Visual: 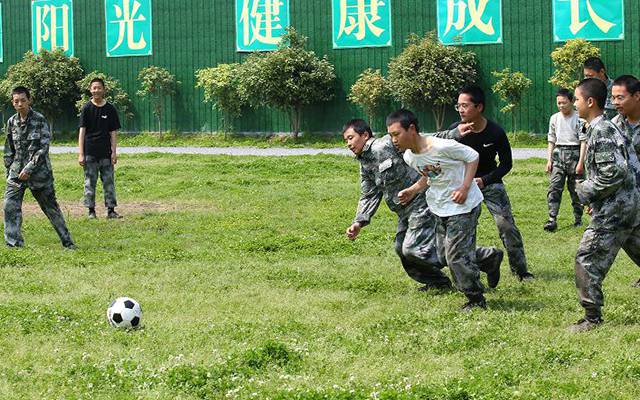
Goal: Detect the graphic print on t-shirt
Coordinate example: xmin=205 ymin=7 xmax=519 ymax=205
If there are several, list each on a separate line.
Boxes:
xmin=420 ymin=162 xmax=442 ymax=179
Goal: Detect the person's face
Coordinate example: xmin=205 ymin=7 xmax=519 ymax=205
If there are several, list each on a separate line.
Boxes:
xmin=90 ymin=81 xmax=105 ymax=99
xmin=583 ymin=68 xmax=606 ymax=81
xmin=343 ymin=127 xmax=369 ymax=156
xmin=611 ymin=85 xmax=640 ymax=117
xmin=456 ymin=93 xmax=482 ymax=122
xmin=11 ymin=93 xmax=31 ymax=114
xmin=387 ymin=122 xmax=414 ymax=151
xmin=573 ymin=87 xmax=590 ymax=119
xmin=556 ymin=95 xmax=573 ymax=114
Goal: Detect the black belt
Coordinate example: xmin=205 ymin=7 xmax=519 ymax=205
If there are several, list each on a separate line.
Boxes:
xmin=555 ymin=144 xmax=580 ymax=149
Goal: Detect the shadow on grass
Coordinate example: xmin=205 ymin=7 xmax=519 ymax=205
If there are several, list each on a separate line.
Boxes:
xmin=489 ymin=298 xmax=545 ymax=312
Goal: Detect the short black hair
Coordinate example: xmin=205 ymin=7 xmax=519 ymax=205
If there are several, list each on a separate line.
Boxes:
xmin=459 ymin=84 xmax=485 ymax=108
xmin=556 ymin=88 xmax=574 ymax=102
xmin=11 ymin=86 xmax=30 ymax=99
xmin=577 ymin=78 xmax=607 ymax=110
xmin=583 ymin=57 xmax=606 ymax=73
xmin=90 ymin=77 xmax=105 ymax=88
xmin=385 ymin=109 xmax=420 ymax=133
xmin=612 ymin=75 xmax=640 ymax=95
xmin=342 ymin=118 xmax=372 ymax=139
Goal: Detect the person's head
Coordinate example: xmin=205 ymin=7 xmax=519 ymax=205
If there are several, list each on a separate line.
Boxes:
xmin=385 ymin=109 xmax=419 ymax=151
xmin=342 ymin=119 xmax=372 ymax=156
xmin=11 ymin=86 xmax=31 ymax=114
xmin=89 ymin=78 xmax=106 ymax=99
xmin=583 ymin=57 xmax=607 ymax=81
xmin=611 ymin=75 xmax=640 ymax=118
xmin=574 ymin=78 xmax=607 ymax=119
xmin=556 ymin=88 xmax=574 ymax=115
xmin=457 ymin=85 xmax=485 ymax=122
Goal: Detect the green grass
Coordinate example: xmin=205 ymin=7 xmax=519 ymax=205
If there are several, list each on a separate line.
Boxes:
xmin=1 ymin=154 xmax=638 ymax=399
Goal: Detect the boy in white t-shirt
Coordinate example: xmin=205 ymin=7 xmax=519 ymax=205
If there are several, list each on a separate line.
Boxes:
xmin=544 ymin=88 xmax=586 ymax=232
xmin=387 ymin=109 xmax=487 ymax=311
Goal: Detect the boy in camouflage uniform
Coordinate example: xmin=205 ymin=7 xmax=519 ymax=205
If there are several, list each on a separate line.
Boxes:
xmin=570 ymin=78 xmax=640 ymax=332
xmin=343 ymin=119 xmax=502 ymax=292
xmin=583 ymin=57 xmax=617 ymax=120
xmin=3 ymin=86 xmax=75 ymax=249
xmin=543 ymin=88 xmax=586 ymax=232
xmin=610 ymin=75 xmax=640 ymax=288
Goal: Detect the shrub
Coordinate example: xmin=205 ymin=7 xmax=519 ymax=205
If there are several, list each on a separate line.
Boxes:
xmin=492 ymin=68 xmax=532 ymax=131
xmin=76 ymin=71 xmax=134 ymax=121
xmin=549 ymin=39 xmax=600 ymax=90
xmin=348 ymin=68 xmax=389 ymax=130
xmin=137 ymin=66 xmax=179 ymax=133
xmin=195 ymin=63 xmax=245 ymax=134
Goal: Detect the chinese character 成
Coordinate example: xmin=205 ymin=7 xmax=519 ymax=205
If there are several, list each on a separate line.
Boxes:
xmin=444 ymin=0 xmax=495 ymax=36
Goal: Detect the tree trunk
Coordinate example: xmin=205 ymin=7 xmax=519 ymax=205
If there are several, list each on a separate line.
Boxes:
xmin=290 ymin=107 xmax=302 ymax=139
xmin=432 ymin=105 xmax=445 ymax=131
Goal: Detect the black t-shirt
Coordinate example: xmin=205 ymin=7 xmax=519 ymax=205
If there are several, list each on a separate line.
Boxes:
xmin=448 ymin=119 xmax=513 ymax=185
xmin=79 ymin=101 xmax=121 ymax=159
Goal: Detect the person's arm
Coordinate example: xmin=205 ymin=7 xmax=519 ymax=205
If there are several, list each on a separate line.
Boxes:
xmin=441 ymin=140 xmax=480 ymax=204
xmin=110 ymin=130 xmax=118 ymax=165
xmin=480 ymin=130 xmax=512 ymax=186
xmin=20 ymin=116 xmax=51 ymax=180
xmin=576 ymin=127 xmax=627 ymax=204
xmin=576 ymin=140 xmax=586 ymax=175
xmin=428 ymin=122 xmax=474 ymax=140
xmin=78 ymin=127 xmax=86 ymax=166
xmin=347 ymin=166 xmax=382 ymax=240
xmin=546 ymin=115 xmax=556 ymax=173
xmin=3 ymin=121 xmax=15 ymax=173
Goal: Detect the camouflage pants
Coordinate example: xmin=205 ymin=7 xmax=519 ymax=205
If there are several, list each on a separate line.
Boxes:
xmin=4 ymin=180 xmax=73 ymax=247
xmin=481 ymin=183 xmax=529 ymax=275
xmin=435 ymin=204 xmax=484 ymax=297
xmin=575 ymin=223 xmax=640 ymax=319
xmin=547 ymin=146 xmax=583 ymax=220
xmin=83 ymin=155 xmax=117 ymax=209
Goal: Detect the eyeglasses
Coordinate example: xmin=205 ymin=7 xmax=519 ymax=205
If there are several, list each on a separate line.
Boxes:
xmin=454 ymin=103 xmax=477 ymax=111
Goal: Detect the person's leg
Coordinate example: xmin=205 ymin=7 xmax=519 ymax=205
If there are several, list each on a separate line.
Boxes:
xmin=31 ymin=185 xmax=75 ymax=248
xmin=545 ymin=148 xmax=565 ymax=231
xmin=621 ymin=224 xmax=640 ymax=287
xmin=475 ymin=246 xmax=503 ymax=288
xmin=99 ymin=158 xmax=118 ymax=209
xmin=83 ymin=155 xmax=99 ymax=217
xmin=401 ymin=206 xmax=451 ymax=288
xmin=4 ymin=182 xmax=26 ymax=247
xmin=482 ymin=183 xmax=531 ymax=277
xmin=565 ymin=148 xmax=584 ymax=226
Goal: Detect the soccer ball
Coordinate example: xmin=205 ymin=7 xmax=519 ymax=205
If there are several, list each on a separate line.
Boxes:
xmin=107 ymin=297 xmax=142 ymax=329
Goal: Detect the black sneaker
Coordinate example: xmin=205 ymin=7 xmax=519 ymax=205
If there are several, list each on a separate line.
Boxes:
xmin=569 ymin=317 xmax=602 ymax=333
xmin=107 ymin=209 xmax=122 ymax=219
xmin=63 ymin=242 xmax=77 ymax=250
xmin=485 ymin=249 xmax=503 ymax=289
xmin=417 ymin=282 xmax=454 ymax=292
xmin=461 ymin=296 xmax=487 ymax=312
xmin=518 ymin=272 xmax=535 ymax=282
xmin=543 ymin=219 xmax=557 ymax=232
xmin=88 ymin=209 xmax=97 ymax=219
xmin=632 ymin=278 xmax=640 ymax=288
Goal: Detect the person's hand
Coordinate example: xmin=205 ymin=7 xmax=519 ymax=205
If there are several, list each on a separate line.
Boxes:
xmin=545 ymin=161 xmax=552 ymax=174
xmin=451 ymin=186 xmax=469 ymax=204
xmin=397 ymin=188 xmax=416 ymax=205
xmin=575 ymin=163 xmax=584 ymax=175
xmin=586 ymin=206 xmax=592 ymax=216
xmin=458 ymin=122 xmax=475 ymax=136
xmin=18 ymin=171 xmax=29 ymax=181
xmin=346 ymin=223 xmax=362 ymax=240
xmin=111 ymin=152 xmax=118 ymax=165
xmin=78 ymin=154 xmax=85 ymax=166
xmin=474 ymin=177 xmax=484 ymax=189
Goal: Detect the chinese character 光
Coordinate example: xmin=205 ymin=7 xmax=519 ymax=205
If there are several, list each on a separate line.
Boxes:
xmin=337 ymin=0 xmax=386 ymax=41
xmin=110 ymin=0 xmax=148 ymax=52
xmin=240 ymin=0 xmax=284 ymax=46
xmin=568 ymin=0 xmax=615 ymax=35
xmin=444 ymin=0 xmax=495 ymax=36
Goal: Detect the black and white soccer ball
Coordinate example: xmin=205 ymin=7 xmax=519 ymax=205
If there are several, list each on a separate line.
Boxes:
xmin=107 ymin=297 xmax=142 ymax=329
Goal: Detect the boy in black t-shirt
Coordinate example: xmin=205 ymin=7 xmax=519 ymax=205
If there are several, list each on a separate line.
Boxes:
xmin=78 ymin=78 xmax=122 ymax=219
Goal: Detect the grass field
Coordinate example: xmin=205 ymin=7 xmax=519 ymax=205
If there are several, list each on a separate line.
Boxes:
xmin=1 ymin=154 xmax=639 ymax=399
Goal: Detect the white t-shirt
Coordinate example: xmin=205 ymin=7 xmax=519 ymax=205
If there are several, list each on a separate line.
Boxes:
xmin=403 ymin=137 xmax=484 ymax=217
xmin=548 ymin=112 xmax=586 ymax=145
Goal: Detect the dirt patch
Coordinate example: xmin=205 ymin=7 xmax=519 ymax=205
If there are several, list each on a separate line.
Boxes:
xmin=11 ymin=200 xmax=207 ymax=217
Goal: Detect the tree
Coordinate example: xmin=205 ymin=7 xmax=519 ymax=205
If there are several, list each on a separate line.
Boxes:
xmin=348 ymin=68 xmax=389 ymax=130
xmin=549 ymin=39 xmax=600 ymax=90
xmin=4 ymin=49 xmax=84 ymax=134
xmin=195 ymin=63 xmax=245 ymax=135
xmin=492 ymin=68 xmax=532 ymax=132
xmin=0 ymin=79 xmax=12 ymax=129
xmin=136 ymin=66 xmax=179 ymax=133
xmin=239 ymin=27 xmax=336 ymax=138
xmin=76 ymin=71 xmax=134 ymax=121
xmin=387 ymin=32 xmax=477 ymax=130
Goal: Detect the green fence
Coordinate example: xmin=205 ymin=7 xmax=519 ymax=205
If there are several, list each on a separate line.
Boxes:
xmin=1 ymin=0 xmax=639 ymax=134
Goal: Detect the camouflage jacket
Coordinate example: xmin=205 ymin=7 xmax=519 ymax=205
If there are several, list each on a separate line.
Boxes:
xmin=3 ymin=109 xmax=54 ymax=188
xmin=611 ymin=113 xmax=640 ymax=156
xmin=577 ymin=116 xmax=640 ymax=229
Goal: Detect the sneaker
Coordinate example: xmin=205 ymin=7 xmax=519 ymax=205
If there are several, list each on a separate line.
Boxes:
xmin=88 ymin=209 xmax=97 ymax=219
xmin=417 ymin=282 xmax=453 ymax=292
xmin=461 ymin=296 xmax=487 ymax=312
xmin=107 ymin=209 xmax=122 ymax=219
xmin=543 ymin=219 xmax=557 ymax=232
xmin=568 ymin=317 xmax=602 ymax=333
xmin=485 ymin=249 xmax=503 ymax=289
xmin=632 ymin=278 xmax=640 ymax=288
xmin=63 ymin=242 xmax=77 ymax=250
xmin=518 ymin=272 xmax=535 ymax=282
